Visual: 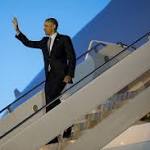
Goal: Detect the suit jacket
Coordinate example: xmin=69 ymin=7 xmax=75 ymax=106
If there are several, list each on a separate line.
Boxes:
xmin=16 ymin=32 xmax=76 ymax=83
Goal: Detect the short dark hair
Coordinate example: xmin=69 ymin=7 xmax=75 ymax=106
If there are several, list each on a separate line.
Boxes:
xmin=45 ymin=18 xmax=58 ymax=31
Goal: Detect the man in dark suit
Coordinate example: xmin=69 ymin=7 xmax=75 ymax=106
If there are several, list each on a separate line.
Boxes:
xmin=12 ymin=17 xmax=76 ymax=112
xmin=12 ymin=17 xmax=76 ymax=143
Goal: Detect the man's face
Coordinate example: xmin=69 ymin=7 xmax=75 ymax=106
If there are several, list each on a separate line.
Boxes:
xmin=44 ymin=21 xmax=56 ymax=35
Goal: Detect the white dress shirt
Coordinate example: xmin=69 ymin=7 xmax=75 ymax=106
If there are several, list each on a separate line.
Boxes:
xmin=47 ymin=32 xmax=57 ymax=71
xmin=48 ymin=32 xmax=57 ymax=52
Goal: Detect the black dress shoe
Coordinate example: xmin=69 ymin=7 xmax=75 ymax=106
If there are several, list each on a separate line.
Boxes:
xmin=63 ymin=126 xmax=73 ymax=138
xmin=47 ymin=125 xmax=73 ymax=145
xmin=47 ymin=137 xmax=58 ymax=144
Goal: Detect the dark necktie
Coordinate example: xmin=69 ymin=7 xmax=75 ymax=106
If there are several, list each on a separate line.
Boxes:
xmin=47 ymin=37 xmax=51 ymax=71
xmin=47 ymin=37 xmax=51 ymax=55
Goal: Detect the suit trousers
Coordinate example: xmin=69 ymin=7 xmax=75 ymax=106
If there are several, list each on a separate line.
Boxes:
xmin=45 ymin=71 xmax=66 ymax=112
